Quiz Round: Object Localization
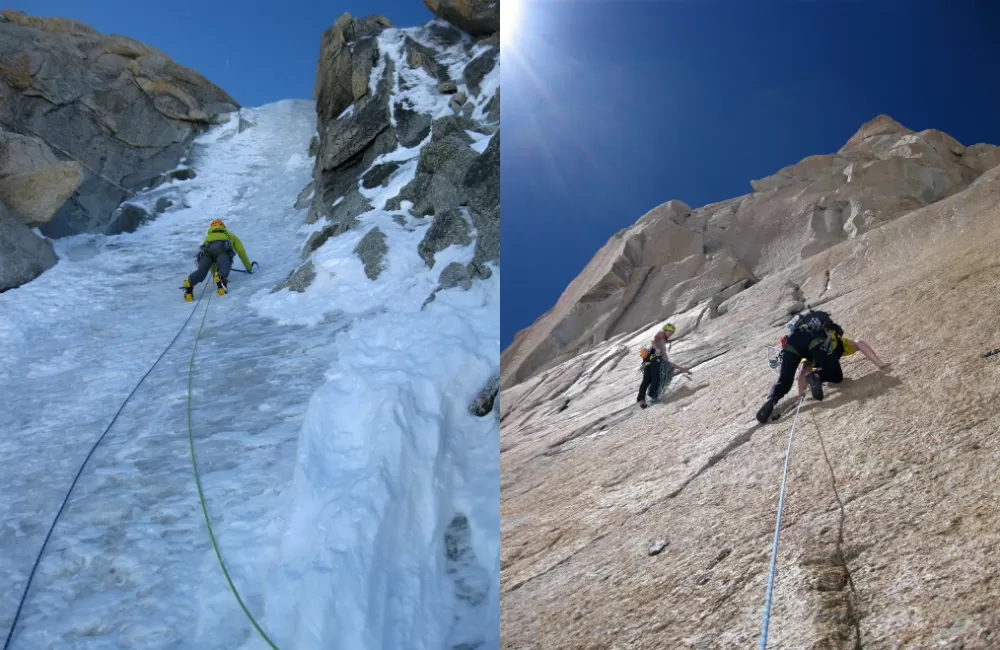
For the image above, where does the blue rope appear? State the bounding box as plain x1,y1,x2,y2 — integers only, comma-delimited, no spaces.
758,393,806,650
3,281,208,650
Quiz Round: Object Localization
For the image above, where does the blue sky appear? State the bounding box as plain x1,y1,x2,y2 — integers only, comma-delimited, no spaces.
23,0,435,106
501,0,1000,349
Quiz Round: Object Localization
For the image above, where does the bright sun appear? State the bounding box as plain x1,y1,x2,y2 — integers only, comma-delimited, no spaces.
501,0,520,44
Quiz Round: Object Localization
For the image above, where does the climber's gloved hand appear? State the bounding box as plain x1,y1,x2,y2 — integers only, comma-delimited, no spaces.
250,261,259,274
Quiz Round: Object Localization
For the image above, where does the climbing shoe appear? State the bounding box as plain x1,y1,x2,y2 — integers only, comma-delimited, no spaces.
182,278,193,302
756,398,776,424
806,371,824,401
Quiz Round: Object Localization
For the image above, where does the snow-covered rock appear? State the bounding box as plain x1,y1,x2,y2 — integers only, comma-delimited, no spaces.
307,14,500,297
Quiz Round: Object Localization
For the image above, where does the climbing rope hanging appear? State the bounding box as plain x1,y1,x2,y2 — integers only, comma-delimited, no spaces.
758,393,806,650
3,281,209,650
186,290,281,650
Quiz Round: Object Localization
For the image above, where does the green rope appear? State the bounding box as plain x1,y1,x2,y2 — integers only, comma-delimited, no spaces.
186,290,281,650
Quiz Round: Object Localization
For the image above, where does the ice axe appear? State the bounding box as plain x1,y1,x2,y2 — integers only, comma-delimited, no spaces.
232,261,260,274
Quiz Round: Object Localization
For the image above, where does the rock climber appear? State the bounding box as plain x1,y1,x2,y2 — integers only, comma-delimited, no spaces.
796,333,891,398
637,323,690,409
650,322,675,358
756,309,845,423
637,345,663,409
653,323,691,389
182,219,256,301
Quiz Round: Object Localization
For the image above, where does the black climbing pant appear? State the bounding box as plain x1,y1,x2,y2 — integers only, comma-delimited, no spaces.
188,240,233,285
766,330,844,402
638,357,662,402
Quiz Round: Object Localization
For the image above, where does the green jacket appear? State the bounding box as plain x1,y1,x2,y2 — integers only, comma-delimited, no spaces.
204,226,252,271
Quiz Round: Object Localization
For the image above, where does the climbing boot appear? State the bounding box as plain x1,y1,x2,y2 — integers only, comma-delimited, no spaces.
756,398,776,424
183,278,193,302
806,371,824,401
214,272,228,296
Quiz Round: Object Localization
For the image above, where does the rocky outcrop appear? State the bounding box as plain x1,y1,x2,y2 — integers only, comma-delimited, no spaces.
0,129,83,287
0,130,82,226
354,226,388,280
0,9,238,237
463,129,499,274
394,103,432,148
272,260,317,294
484,87,499,124
502,116,1000,389
422,0,500,36
309,14,395,227
0,199,57,292
468,374,499,416
313,13,392,125
418,207,472,267
501,162,1000,650
463,45,499,98
501,200,754,388
388,123,499,279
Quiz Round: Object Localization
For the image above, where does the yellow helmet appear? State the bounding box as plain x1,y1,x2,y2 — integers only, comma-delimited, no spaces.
663,323,676,333
210,219,226,229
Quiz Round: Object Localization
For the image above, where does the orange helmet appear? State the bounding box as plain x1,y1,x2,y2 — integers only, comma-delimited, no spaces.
210,219,225,229
639,347,651,360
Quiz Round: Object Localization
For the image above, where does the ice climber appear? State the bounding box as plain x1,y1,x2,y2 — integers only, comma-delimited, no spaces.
637,323,690,409
182,219,256,301
756,309,845,423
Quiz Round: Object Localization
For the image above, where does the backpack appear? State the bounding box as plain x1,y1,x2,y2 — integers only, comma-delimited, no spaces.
639,345,662,369
791,309,842,336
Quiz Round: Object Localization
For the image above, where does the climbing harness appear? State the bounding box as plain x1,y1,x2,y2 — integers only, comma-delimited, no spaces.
758,393,806,650
3,281,209,650
186,291,280,650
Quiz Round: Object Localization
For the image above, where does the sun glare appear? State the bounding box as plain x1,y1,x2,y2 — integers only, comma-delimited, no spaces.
501,0,520,44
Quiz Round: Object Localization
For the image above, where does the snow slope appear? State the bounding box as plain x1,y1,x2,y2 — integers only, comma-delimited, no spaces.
0,95,498,648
